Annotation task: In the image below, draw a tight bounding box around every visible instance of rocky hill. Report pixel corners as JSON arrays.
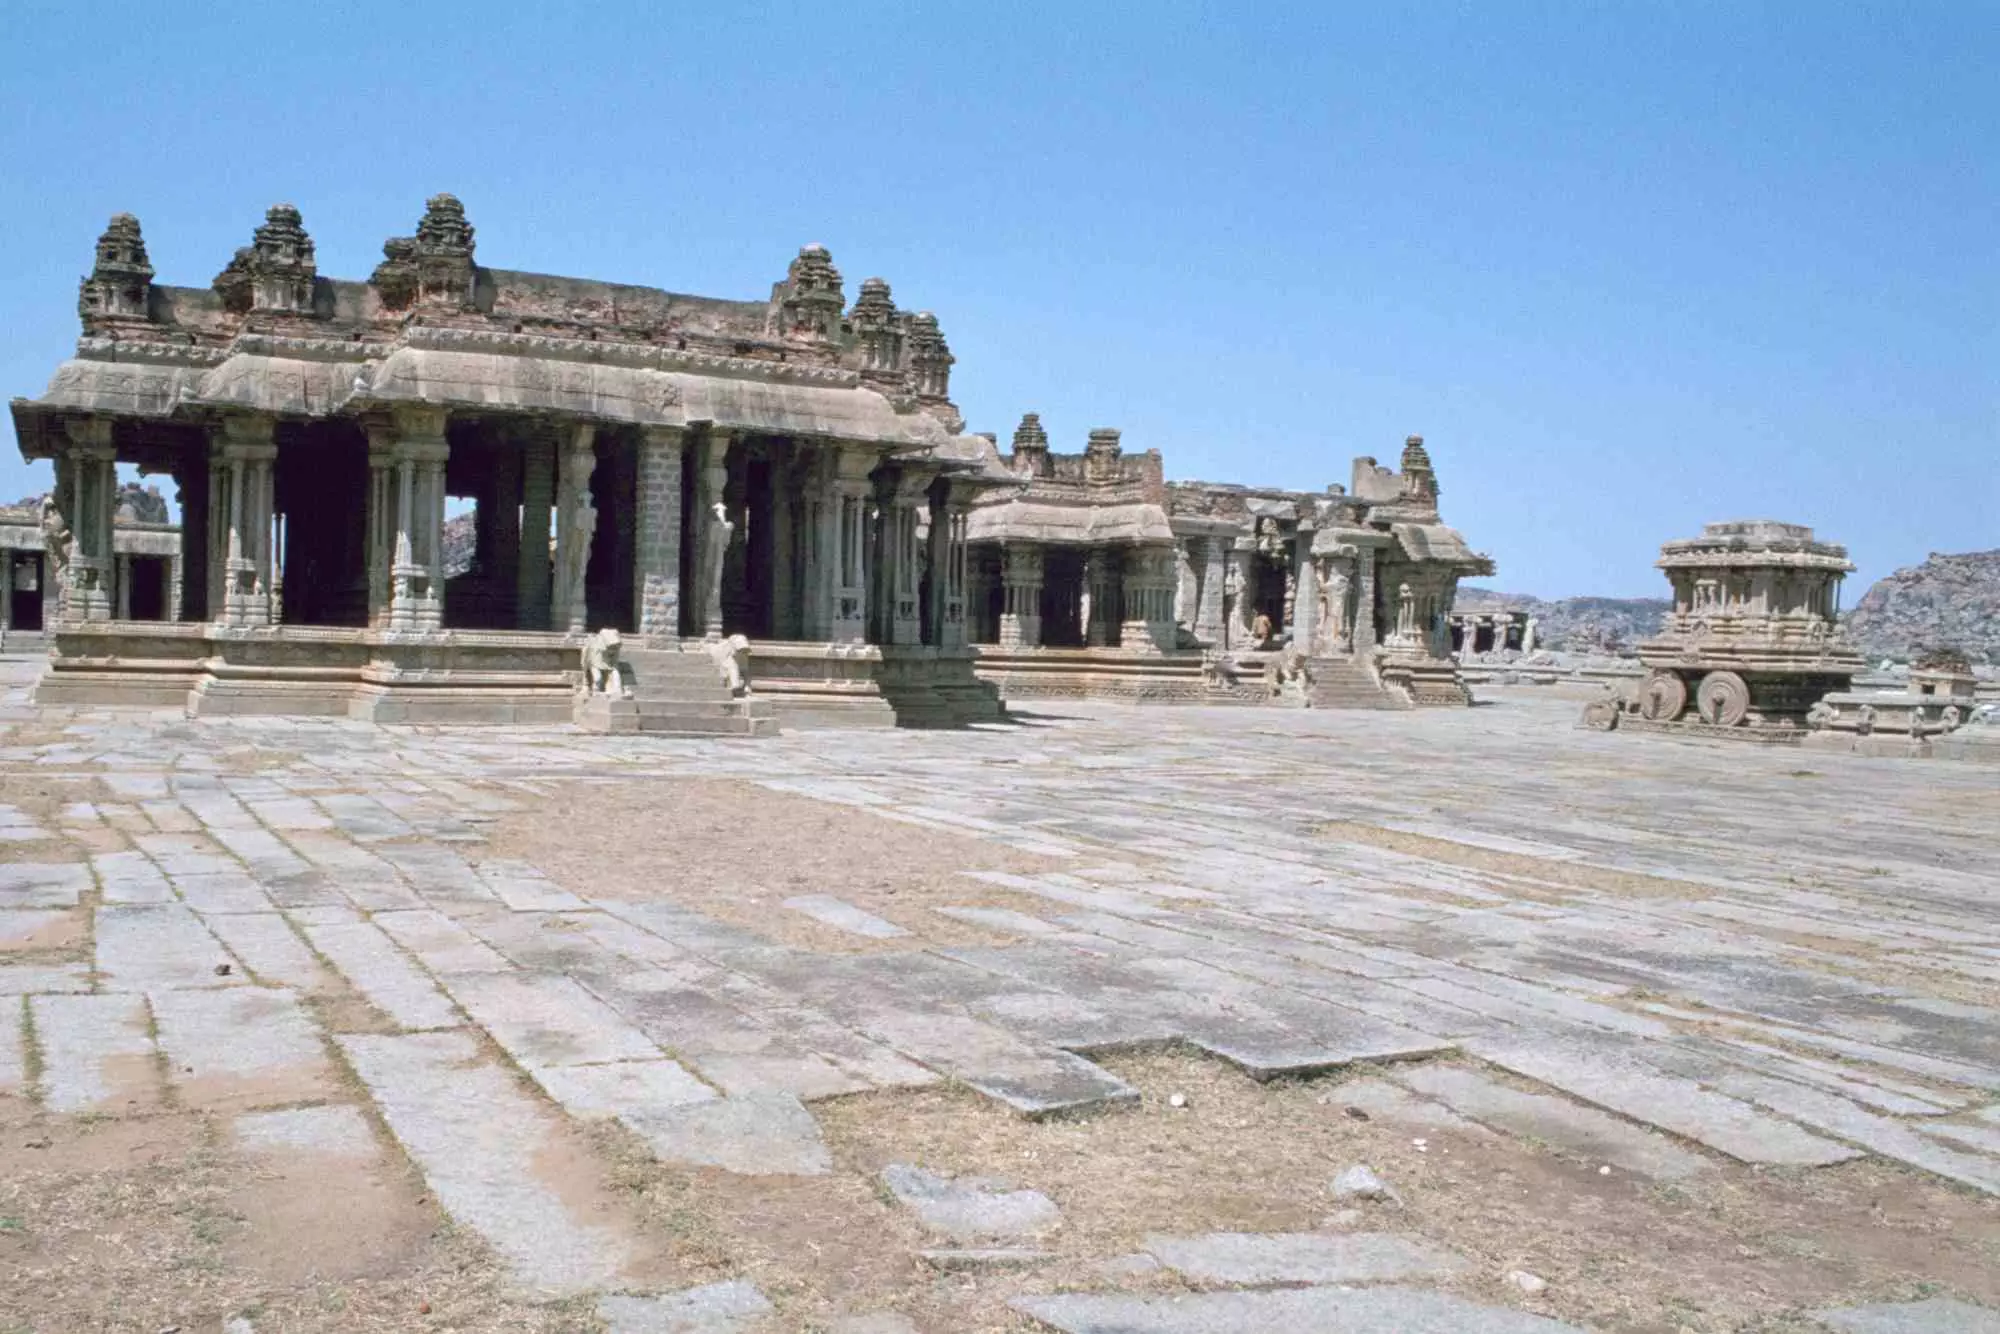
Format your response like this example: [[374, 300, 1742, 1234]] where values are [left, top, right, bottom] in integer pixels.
[[443, 513, 476, 578], [1842, 550, 2000, 664], [1455, 587, 1670, 653]]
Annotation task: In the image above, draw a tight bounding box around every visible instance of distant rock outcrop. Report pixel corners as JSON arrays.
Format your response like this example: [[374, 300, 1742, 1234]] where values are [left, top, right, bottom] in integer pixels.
[[442, 513, 476, 578], [1842, 550, 2000, 664], [1455, 587, 1669, 654]]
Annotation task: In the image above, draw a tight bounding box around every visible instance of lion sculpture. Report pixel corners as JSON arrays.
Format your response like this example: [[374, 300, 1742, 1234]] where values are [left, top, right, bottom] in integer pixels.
[[582, 627, 627, 698], [708, 633, 752, 696]]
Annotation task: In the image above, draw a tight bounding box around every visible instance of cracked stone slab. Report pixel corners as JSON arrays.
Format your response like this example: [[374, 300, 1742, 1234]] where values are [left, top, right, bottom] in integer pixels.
[[1396, 1063, 1708, 1179], [152, 987, 336, 1110], [827, 1317, 921, 1334], [31, 993, 164, 1114], [880, 1163, 1061, 1238], [1812, 1299, 2000, 1332], [0, 862, 88, 908], [783, 894, 910, 939], [0, 963, 89, 995], [597, 1281, 773, 1332], [620, 1092, 832, 1175], [337, 1029, 636, 1295], [935, 905, 1061, 936], [920, 1247, 1055, 1270], [233, 1104, 378, 1157], [1012, 1285, 1589, 1332], [1141, 1231, 1464, 1286], [1468, 1037, 1860, 1167]]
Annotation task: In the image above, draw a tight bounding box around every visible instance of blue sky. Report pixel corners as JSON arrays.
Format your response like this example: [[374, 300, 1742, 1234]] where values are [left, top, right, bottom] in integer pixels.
[[1, 2, 1991, 597]]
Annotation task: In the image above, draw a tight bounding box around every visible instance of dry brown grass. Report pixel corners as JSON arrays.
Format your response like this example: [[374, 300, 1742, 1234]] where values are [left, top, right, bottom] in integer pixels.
[[486, 777, 1062, 954]]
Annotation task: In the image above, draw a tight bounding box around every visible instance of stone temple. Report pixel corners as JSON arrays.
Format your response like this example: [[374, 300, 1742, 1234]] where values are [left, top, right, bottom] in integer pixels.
[[10, 197, 1491, 723]]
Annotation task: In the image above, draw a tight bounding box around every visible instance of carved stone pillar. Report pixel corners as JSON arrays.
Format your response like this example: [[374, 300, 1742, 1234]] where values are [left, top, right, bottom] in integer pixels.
[[551, 424, 598, 636], [363, 425, 395, 628], [829, 445, 873, 643], [634, 425, 684, 641], [695, 430, 732, 640], [1293, 544, 1319, 654], [1227, 544, 1256, 649], [517, 432, 554, 630], [1121, 545, 1175, 654], [167, 550, 183, 623], [1353, 546, 1378, 652], [114, 554, 131, 619], [927, 482, 971, 650], [797, 447, 835, 641], [1085, 548, 1121, 647], [378, 406, 448, 634], [51, 421, 117, 624], [874, 471, 925, 646], [210, 415, 278, 629], [1196, 536, 1227, 646], [0, 554, 12, 632], [999, 542, 1043, 649]]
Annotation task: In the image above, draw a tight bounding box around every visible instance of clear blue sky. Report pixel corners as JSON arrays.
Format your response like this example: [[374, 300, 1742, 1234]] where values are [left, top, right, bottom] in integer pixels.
[[1, 2, 1991, 597]]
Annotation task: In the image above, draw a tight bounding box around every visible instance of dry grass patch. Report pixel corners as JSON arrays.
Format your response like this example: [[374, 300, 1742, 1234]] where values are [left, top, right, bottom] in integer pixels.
[[486, 776, 1063, 952]]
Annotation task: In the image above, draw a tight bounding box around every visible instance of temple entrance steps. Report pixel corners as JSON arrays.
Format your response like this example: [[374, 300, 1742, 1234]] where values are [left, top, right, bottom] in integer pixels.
[[1306, 655, 1408, 710], [576, 645, 779, 737]]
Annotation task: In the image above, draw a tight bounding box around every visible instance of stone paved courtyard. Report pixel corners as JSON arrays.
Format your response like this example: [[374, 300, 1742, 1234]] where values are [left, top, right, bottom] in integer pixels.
[[1, 654, 1997, 1333]]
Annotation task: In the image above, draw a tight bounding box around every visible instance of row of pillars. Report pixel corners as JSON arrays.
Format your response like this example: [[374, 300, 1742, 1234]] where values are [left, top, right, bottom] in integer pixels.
[[43, 412, 975, 649], [994, 543, 1179, 653]]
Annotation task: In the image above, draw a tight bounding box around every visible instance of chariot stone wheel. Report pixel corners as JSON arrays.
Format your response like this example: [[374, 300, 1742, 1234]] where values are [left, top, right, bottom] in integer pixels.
[[1695, 670, 1751, 727], [1637, 671, 1688, 722]]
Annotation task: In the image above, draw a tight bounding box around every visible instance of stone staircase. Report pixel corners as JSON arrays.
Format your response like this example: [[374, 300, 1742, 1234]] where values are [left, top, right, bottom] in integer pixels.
[[576, 645, 779, 737], [1307, 654, 1409, 710]]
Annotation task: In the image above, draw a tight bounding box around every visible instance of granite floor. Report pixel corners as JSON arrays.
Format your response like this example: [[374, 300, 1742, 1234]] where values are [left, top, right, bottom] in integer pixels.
[[2, 654, 1997, 1333]]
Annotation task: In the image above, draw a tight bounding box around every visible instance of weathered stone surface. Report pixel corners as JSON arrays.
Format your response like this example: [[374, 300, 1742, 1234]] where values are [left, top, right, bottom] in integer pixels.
[[31, 993, 162, 1114], [596, 1281, 773, 1333], [151, 987, 335, 1110], [620, 1092, 832, 1175], [337, 1030, 635, 1294], [532, 1059, 717, 1121], [0, 995, 21, 1094], [0, 862, 88, 907], [1396, 1064, 1709, 1179], [1812, 1298, 2000, 1333], [440, 971, 660, 1068], [201, 912, 334, 991], [783, 894, 910, 939], [96, 903, 241, 991], [1141, 1231, 1463, 1286], [880, 1163, 1061, 1238], [1013, 1285, 1589, 1333], [919, 1248, 1055, 1271], [1467, 1039, 1859, 1167], [305, 920, 460, 1030], [234, 1104, 377, 1157]]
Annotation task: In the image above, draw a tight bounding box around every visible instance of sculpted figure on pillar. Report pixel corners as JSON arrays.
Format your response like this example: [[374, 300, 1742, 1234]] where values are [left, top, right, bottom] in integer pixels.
[[704, 500, 733, 640], [40, 498, 72, 619], [556, 496, 596, 632]]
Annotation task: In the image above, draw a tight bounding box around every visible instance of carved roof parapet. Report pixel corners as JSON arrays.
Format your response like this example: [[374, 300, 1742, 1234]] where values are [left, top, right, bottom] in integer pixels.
[[1015, 478, 1151, 507], [395, 324, 865, 388], [904, 311, 953, 399], [372, 193, 477, 312], [768, 244, 847, 342], [848, 276, 902, 374], [79, 213, 156, 327], [1654, 549, 1855, 573], [74, 337, 231, 368], [214, 203, 319, 316]]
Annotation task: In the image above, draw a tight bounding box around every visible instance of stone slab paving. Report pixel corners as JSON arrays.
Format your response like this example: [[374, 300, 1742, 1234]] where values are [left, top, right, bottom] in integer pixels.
[[0, 994, 21, 1093], [783, 894, 911, 939], [1140, 1230, 1465, 1285], [596, 1281, 773, 1333], [1396, 1063, 1708, 1179], [337, 1029, 636, 1295], [1012, 1285, 1589, 1332], [1812, 1299, 2000, 1333], [881, 1162, 1062, 1238], [233, 1104, 379, 1157], [151, 987, 337, 1110], [31, 992, 162, 1114], [6, 677, 2000, 1320]]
